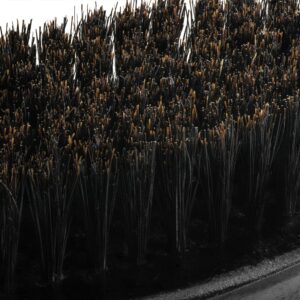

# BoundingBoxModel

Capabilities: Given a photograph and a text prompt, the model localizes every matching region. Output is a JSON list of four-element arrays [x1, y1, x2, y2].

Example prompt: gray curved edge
[[135, 247, 300, 300]]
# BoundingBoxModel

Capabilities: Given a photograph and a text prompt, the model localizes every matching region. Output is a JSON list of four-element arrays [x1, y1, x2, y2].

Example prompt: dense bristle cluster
[[0, 0, 300, 295]]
